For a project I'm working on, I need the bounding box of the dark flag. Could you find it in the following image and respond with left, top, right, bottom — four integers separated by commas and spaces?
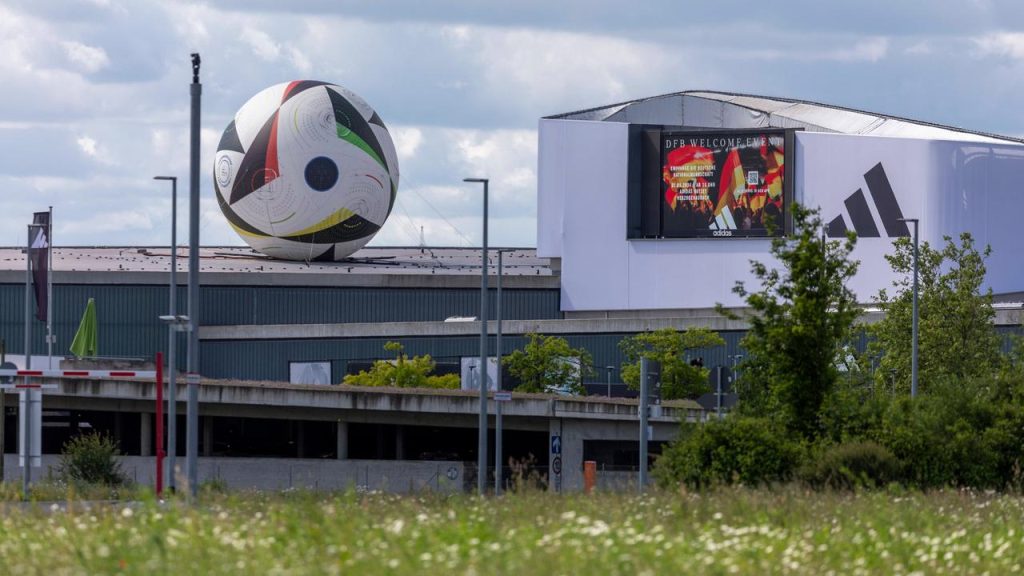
29, 211, 49, 322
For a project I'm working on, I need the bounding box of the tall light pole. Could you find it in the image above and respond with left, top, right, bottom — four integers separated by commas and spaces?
464, 177, 489, 495
494, 248, 513, 495
898, 218, 920, 398
186, 53, 202, 499
638, 357, 650, 492
728, 354, 743, 408
154, 176, 178, 491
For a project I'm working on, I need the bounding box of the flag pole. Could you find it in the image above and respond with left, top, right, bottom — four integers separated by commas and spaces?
23, 225, 32, 373
46, 206, 53, 369
22, 224, 33, 498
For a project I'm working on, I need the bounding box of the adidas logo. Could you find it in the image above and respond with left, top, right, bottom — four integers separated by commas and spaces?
826, 163, 910, 238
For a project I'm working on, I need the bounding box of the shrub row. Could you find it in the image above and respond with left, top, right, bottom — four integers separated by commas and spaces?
655, 375, 1024, 491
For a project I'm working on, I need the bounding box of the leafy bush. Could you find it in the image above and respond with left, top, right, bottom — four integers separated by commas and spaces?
800, 441, 899, 490
58, 432, 126, 487
343, 341, 460, 389
878, 389, 1024, 489
654, 416, 804, 489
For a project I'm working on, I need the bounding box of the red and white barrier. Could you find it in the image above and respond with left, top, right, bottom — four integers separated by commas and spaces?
0, 369, 156, 378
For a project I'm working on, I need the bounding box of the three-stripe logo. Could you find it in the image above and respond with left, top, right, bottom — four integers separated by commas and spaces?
826, 163, 909, 238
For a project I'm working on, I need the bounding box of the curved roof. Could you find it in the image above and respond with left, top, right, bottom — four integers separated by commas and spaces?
546, 90, 1023, 145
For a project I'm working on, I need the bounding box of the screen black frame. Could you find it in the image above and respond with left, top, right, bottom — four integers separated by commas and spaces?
628, 127, 797, 239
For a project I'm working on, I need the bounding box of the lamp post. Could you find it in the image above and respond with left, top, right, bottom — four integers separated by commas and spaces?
728, 354, 742, 409
898, 218, 919, 398
606, 366, 614, 397
494, 248, 513, 496
464, 177, 489, 496
154, 176, 178, 491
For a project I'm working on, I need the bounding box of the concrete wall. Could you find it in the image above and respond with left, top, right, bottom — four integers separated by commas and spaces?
3, 455, 466, 494
544, 414, 679, 491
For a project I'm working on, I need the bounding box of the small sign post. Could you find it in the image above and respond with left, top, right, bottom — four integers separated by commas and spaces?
550, 434, 562, 492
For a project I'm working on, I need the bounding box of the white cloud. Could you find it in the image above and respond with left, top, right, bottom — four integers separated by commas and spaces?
76, 135, 99, 157
62, 40, 110, 73
3, 1, 1024, 251
464, 27, 683, 112
76, 134, 117, 166
240, 27, 281, 61
973, 32, 1024, 60
62, 208, 154, 235
905, 41, 932, 55
833, 37, 889, 62
392, 126, 423, 160
728, 35, 890, 63
289, 46, 312, 73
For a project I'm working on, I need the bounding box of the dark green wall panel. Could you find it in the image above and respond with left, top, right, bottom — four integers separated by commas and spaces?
0, 284, 561, 363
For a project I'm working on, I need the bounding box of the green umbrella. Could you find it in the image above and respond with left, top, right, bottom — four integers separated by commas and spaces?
70, 298, 97, 358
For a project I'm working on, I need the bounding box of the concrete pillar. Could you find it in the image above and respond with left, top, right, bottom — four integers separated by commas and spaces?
548, 418, 562, 493
140, 413, 152, 457
336, 421, 348, 460
561, 420, 584, 492
375, 425, 385, 459
395, 425, 404, 460
113, 411, 123, 446
202, 415, 213, 457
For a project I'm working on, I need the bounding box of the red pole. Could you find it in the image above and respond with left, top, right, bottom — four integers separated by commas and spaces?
155, 351, 164, 497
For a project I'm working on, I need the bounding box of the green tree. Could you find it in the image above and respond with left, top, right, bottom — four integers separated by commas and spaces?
869, 232, 1000, 393
619, 327, 725, 400
719, 203, 860, 438
503, 333, 592, 395
343, 341, 459, 389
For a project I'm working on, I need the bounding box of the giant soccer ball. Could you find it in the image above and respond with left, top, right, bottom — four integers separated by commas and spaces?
214, 81, 399, 261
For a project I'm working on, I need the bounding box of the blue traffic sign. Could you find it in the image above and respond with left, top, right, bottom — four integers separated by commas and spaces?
551, 435, 561, 455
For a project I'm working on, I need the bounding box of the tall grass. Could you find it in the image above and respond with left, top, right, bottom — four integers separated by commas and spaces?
0, 487, 1020, 574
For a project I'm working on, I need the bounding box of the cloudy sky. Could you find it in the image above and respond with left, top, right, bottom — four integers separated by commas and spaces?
3, 0, 1024, 249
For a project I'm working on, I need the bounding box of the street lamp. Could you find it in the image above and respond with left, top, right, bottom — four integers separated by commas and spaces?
898, 217, 919, 398
606, 366, 614, 397
728, 354, 743, 408
494, 248, 514, 496
464, 177, 489, 496
154, 175, 179, 491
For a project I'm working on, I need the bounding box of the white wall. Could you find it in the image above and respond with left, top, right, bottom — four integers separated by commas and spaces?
538, 121, 1024, 312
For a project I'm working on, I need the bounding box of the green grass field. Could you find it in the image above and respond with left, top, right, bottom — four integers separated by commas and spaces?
0, 488, 1022, 574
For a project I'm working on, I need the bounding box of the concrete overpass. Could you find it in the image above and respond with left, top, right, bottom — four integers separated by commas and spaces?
2, 376, 704, 493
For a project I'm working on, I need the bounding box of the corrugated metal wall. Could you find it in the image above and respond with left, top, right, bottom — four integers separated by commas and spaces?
2, 282, 1019, 384
200, 331, 750, 383
202, 287, 561, 325
0, 284, 561, 362
202, 327, 1024, 383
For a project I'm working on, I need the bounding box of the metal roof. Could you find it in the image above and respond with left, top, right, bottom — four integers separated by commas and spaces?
0, 246, 557, 288
546, 90, 1023, 144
